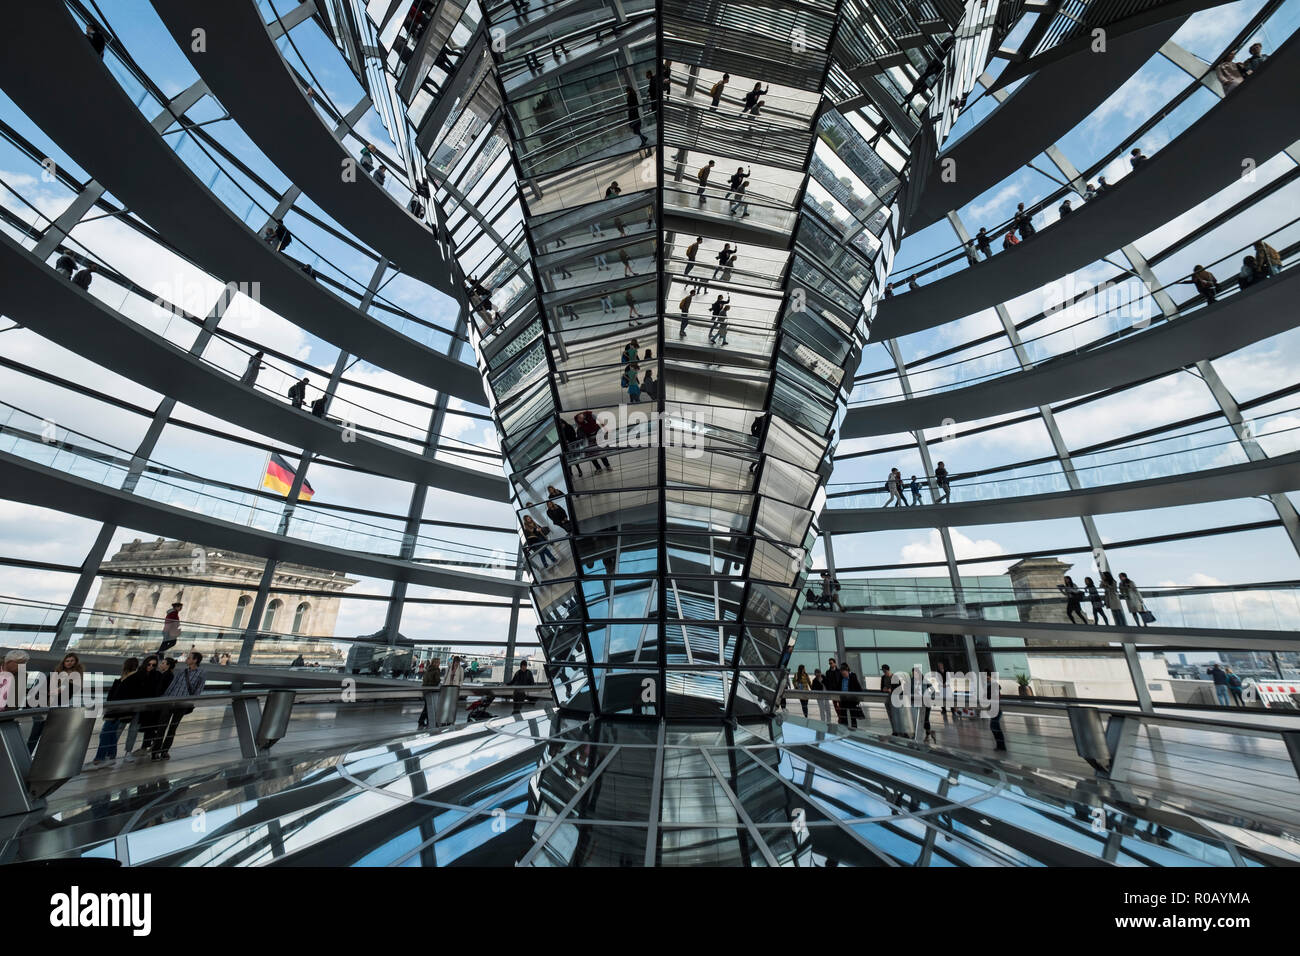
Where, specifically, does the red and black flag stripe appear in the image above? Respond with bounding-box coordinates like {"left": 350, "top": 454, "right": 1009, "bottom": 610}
{"left": 262, "top": 453, "right": 315, "bottom": 500}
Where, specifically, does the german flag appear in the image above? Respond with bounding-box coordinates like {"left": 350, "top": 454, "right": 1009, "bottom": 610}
{"left": 263, "top": 453, "right": 315, "bottom": 500}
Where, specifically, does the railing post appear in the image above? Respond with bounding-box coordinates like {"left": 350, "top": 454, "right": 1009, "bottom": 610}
{"left": 0, "top": 721, "right": 42, "bottom": 818}
{"left": 232, "top": 696, "right": 262, "bottom": 759}
{"left": 1067, "top": 705, "right": 1110, "bottom": 774}
{"left": 255, "top": 691, "right": 295, "bottom": 751}
{"left": 1105, "top": 714, "right": 1140, "bottom": 782}
{"left": 26, "top": 709, "right": 94, "bottom": 800}
{"left": 1122, "top": 643, "right": 1154, "bottom": 713}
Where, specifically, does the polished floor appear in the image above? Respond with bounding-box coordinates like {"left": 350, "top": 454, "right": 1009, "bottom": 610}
{"left": 6, "top": 705, "right": 1299, "bottom": 866}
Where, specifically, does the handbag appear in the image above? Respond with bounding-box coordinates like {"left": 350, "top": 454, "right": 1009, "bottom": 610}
{"left": 1139, "top": 609, "right": 1156, "bottom": 624}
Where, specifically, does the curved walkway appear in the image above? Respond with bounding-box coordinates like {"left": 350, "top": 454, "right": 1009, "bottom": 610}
{"left": 0, "top": 2, "right": 484, "bottom": 402}
{"left": 989, "top": 0, "right": 1234, "bottom": 92}
{"left": 842, "top": 266, "right": 1299, "bottom": 439}
{"left": 0, "top": 449, "right": 528, "bottom": 598}
{"left": 820, "top": 451, "right": 1300, "bottom": 533}
{"left": 0, "top": 230, "right": 508, "bottom": 500}
{"left": 906, "top": 17, "right": 1190, "bottom": 233}
{"left": 872, "top": 36, "right": 1300, "bottom": 341}
{"left": 796, "top": 610, "right": 1300, "bottom": 652}
{"left": 149, "top": 0, "right": 458, "bottom": 297}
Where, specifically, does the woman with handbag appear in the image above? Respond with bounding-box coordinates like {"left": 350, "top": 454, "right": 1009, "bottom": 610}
{"left": 1118, "top": 573, "right": 1150, "bottom": 626}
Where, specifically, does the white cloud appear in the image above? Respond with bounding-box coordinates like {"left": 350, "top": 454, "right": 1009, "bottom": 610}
{"left": 1156, "top": 572, "right": 1227, "bottom": 588}
{"left": 900, "top": 528, "right": 1012, "bottom": 576}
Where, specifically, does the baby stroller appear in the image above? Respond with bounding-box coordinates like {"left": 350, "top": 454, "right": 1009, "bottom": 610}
{"left": 466, "top": 690, "right": 496, "bottom": 722}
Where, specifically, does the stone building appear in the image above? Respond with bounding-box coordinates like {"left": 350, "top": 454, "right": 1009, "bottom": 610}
{"left": 80, "top": 537, "right": 357, "bottom": 667}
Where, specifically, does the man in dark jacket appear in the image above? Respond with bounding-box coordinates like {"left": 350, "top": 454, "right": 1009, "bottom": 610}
{"left": 836, "top": 663, "right": 863, "bottom": 728}
{"left": 509, "top": 659, "right": 536, "bottom": 707}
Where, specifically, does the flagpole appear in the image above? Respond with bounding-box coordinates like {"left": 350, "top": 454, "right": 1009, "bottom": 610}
{"left": 249, "top": 450, "right": 271, "bottom": 527}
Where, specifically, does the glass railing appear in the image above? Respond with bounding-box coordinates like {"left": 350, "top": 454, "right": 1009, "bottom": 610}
{"left": 825, "top": 419, "right": 1300, "bottom": 509}
{"left": 850, "top": 227, "right": 1295, "bottom": 407}
{"left": 23, "top": 232, "right": 499, "bottom": 470}
{"left": 0, "top": 402, "right": 519, "bottom": 576}
{"left": 664, "top": 180, "right": 800, "bottom": 235}
{"left": 799, "top": 578, "right": 1300, "bottom": 633}
{"left": 0, "top": 594, "right": 537, "bottom": 676}
{"left": 89, "top": 30, "right": 465, "bottom": 354}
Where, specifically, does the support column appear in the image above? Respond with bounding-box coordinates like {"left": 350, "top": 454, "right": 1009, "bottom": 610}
{"left": 821, "top": 532, "right": 847, "bottom": 667}
{"left": 33, "top": 183, "right": 105, "bottom": 261}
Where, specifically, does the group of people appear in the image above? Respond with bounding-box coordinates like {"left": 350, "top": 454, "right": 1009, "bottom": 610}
{"left": 96, "top": 651, "right": 207, "bottom": 765}
{"left": 881, "top": 463, "right": 951, "bottom": 507}
{"left": 617, "top": 339, "right": 657, "bottom": 403}
{"left": 559, "top": 410, "right": 611, "bottom": 477}
{"left": 676, "top": 287, "right": 733, "bottom": 341}
{"left": 358, "top": 143, "right": 388, "bottom": 188}
{"left": 695, "top": 161, "right": 753, "bottom": 218}
{"left": 1058, "top": 571, "right": 1149, "bottom": 626}
{"left": 418, "top": 656, "right": 538, "bottom": 727}
{"left": 52, "top": 249, "right": 95, "bottom": 290}
{"left": 789, "top": 660, "right": 991, "bottom": 747}
{"left": 1, "top": 646, "right": 209, "bottom": 769}
{"left": 1181, "top": 237, "right": 1283, "bottom": 307}
{"left": 521, "top": 486, "right": 572, "bottom": 568}
{"left": 1215, "top": 42, "right": 1270, "bottom": 93}
{"left": 1208, "top": 663, "right": 1246, "bottom": 707}
{"left": 705, "top": 73, "right": 770, "bottom": 118}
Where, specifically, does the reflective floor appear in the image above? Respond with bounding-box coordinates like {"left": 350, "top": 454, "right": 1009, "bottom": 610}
{"left": 6, "top": 710, "right": 1299, "bottom": 866}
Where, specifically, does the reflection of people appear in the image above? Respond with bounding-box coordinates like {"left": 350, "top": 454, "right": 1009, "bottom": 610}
{"left": 1226, "top": 666, "right": 1244, "bottom": 706}
{"left": 1209, "top": 663, "right": 1230, "bottom": 706}
{"left": 811, "top": 669, "right": 831, "bottom": 723}
{"left": 880, "top": 665, "right": 900, "bottom": 734}
{"left": 913, "top": 666, "right": 935, "bottom": 743}
{"left": 418, "top": 658, "right": 441, "bottom": 728}
{"left": 792, "top": 665, "right": 812, "bottom": 717}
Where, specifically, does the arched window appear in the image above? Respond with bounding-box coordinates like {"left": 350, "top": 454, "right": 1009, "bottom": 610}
{"left": 262, "top": 599, "right": 282, "bottom": 632}
{"left": 292, "top": 602, "right": 310, "bottom": 634}
{"left": 232, "top": 595, "right": 251, "bottom": 629}
{"left": 124, "top": 591, "right": 136, "bottom": 610}
{"left": 149, "top": 592, "right": 161, "bottom": 613}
